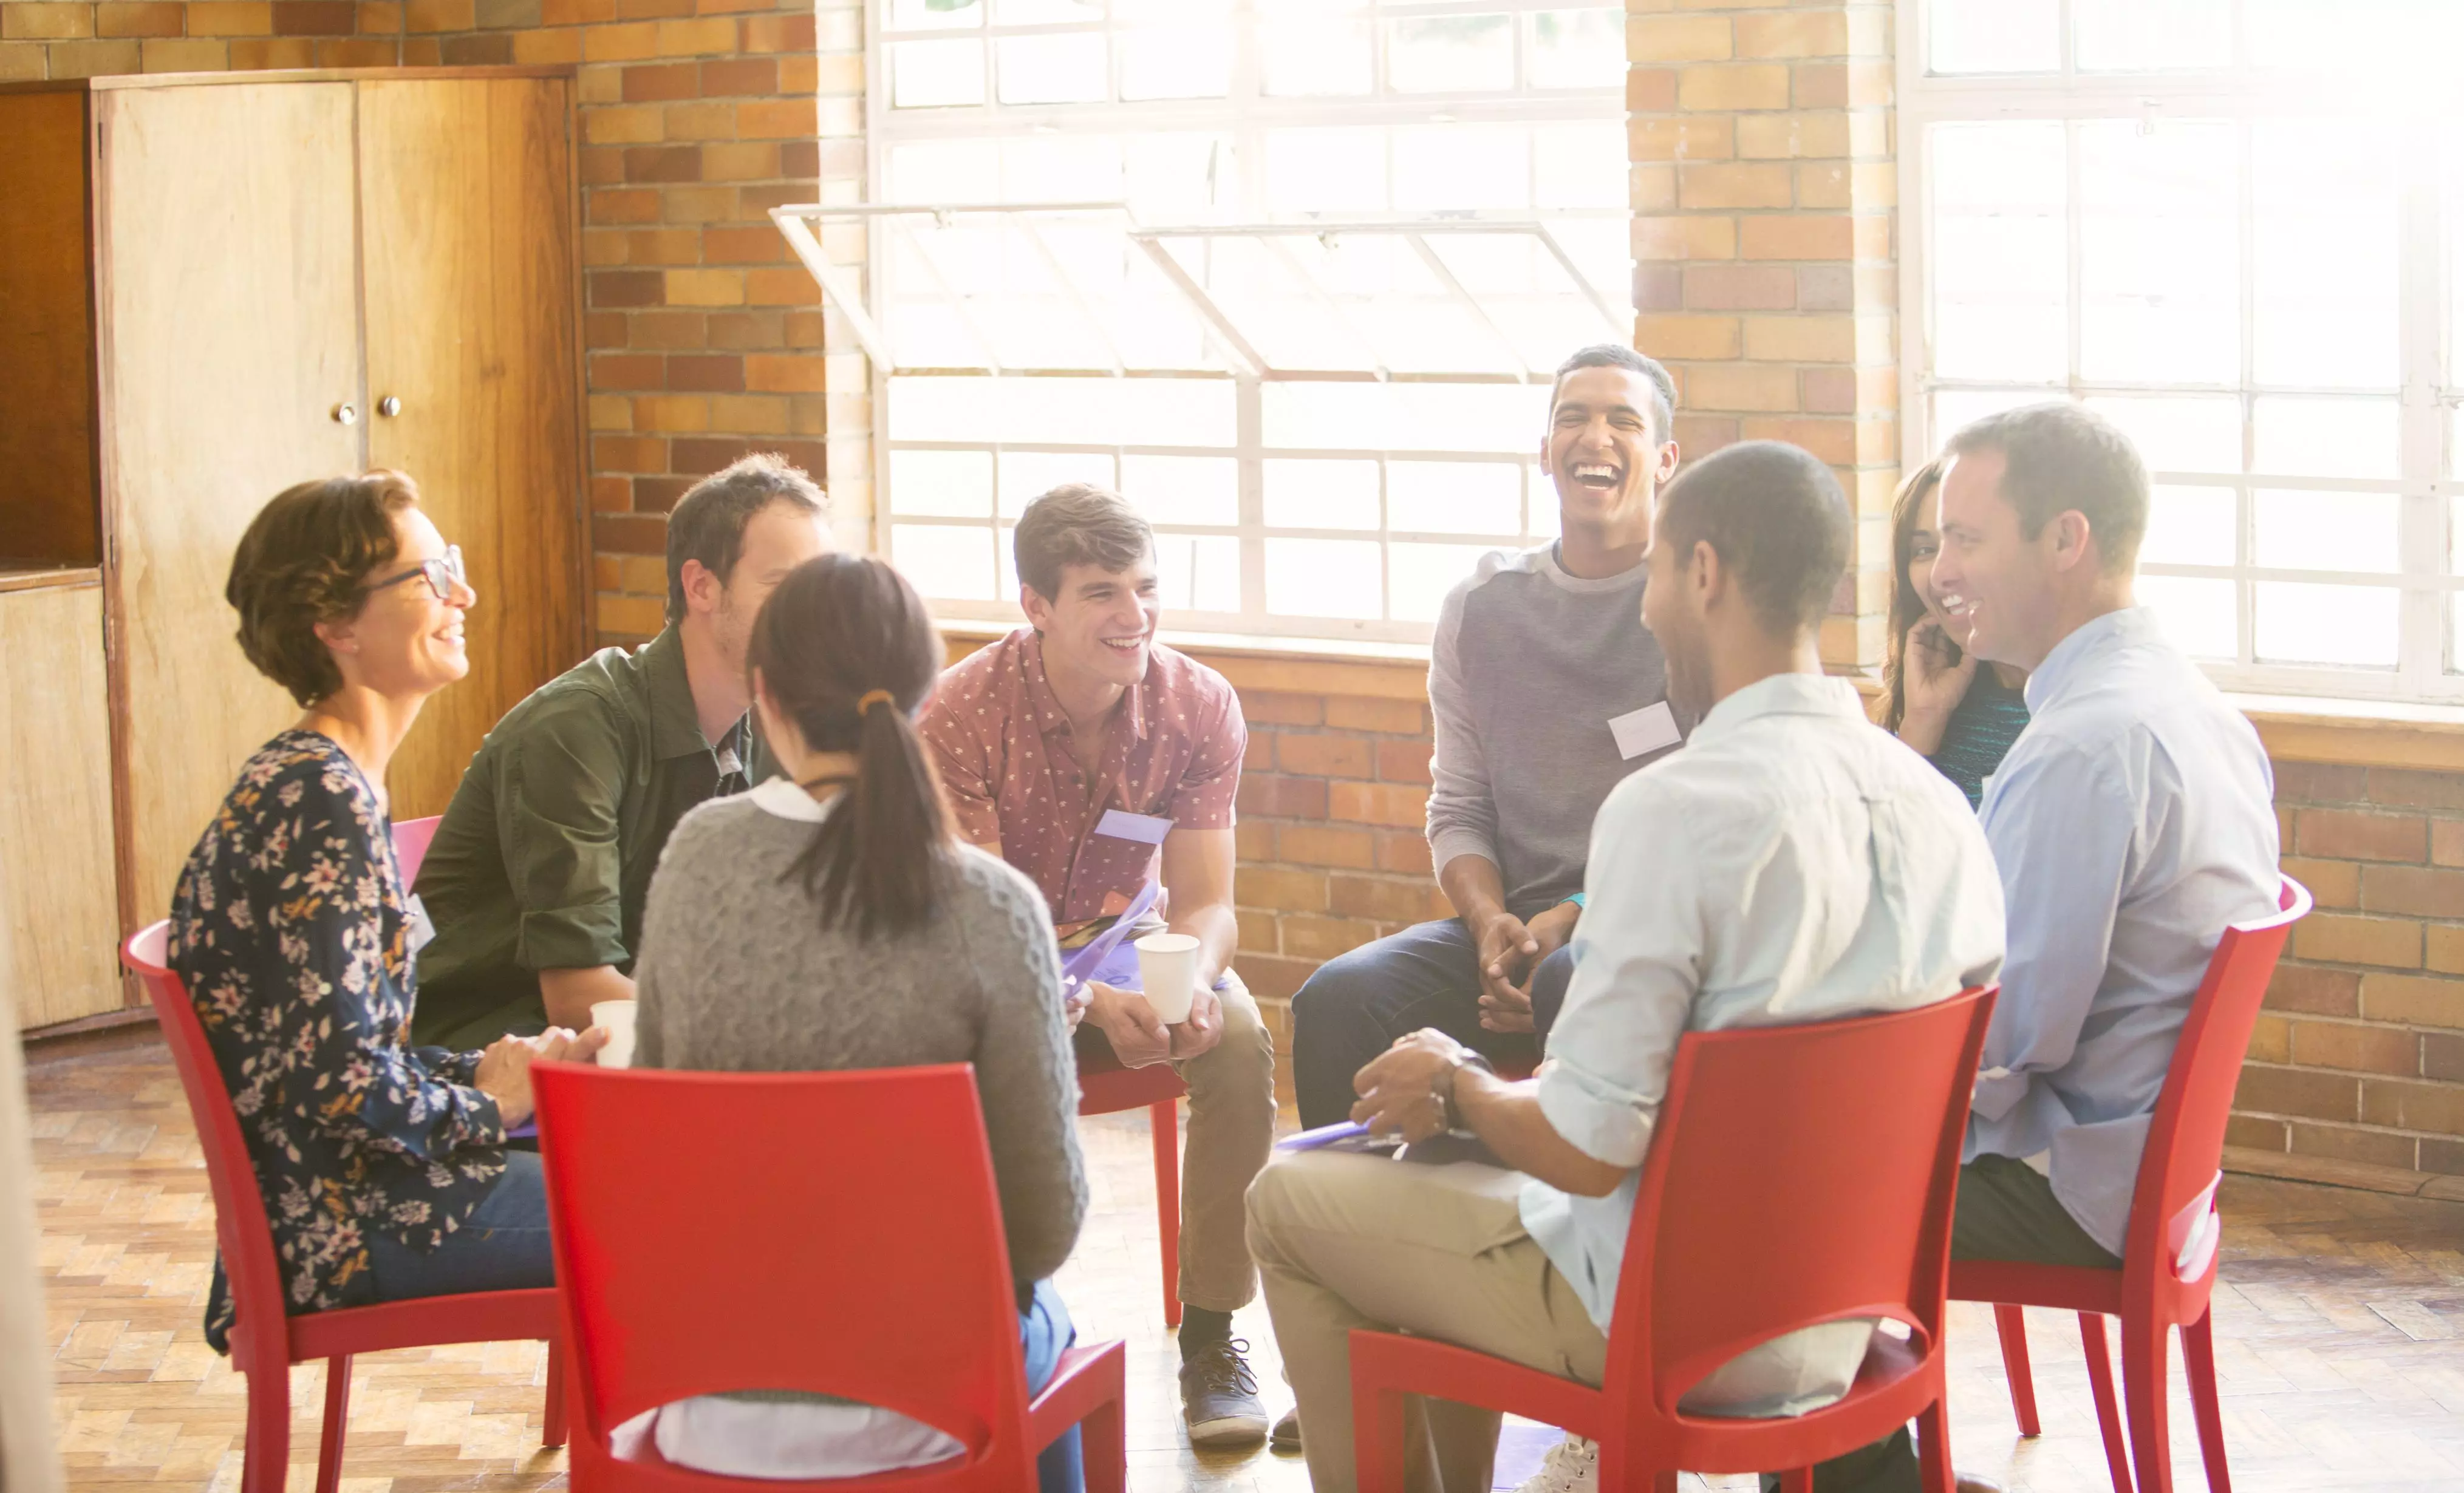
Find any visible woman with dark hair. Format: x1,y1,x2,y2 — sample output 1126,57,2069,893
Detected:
169,472,604,1355
630,553,1086,1489
1881,458,2031,807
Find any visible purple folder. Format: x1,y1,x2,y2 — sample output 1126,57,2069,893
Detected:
1057,879,1159,1001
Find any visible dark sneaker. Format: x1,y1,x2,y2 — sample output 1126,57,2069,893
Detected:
1271,1404,1302,1452
1179,1337,1269,1447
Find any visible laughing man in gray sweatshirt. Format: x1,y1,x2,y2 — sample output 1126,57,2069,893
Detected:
1289,345,1691,1128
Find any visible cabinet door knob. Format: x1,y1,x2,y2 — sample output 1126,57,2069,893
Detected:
332,403,358,425
377,396,402,418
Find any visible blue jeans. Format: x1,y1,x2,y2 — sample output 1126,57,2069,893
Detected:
1290,918,1577,1129
1022,1279,1084,1493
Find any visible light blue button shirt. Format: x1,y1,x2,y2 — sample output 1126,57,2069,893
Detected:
1970,608,2279,1256
1521,672,2005,1415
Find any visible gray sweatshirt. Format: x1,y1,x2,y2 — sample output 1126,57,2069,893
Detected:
635,781,1087,1285
1426,543,1683,917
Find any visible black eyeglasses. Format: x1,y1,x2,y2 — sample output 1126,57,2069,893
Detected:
366,545,466,602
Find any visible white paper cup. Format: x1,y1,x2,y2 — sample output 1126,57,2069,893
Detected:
590,999,638,1069
1134,933,1201,1025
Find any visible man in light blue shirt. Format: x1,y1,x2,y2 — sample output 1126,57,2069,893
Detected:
1245,441,2005,1493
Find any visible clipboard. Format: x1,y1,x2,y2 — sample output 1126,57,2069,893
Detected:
1057,879,1159,1002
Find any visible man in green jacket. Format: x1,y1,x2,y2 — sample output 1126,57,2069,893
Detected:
410,454,830,1050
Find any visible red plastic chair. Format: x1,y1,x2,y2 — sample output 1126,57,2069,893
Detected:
1954,876,2312,1493
392,813,442,883
123,922,565,1493
1075,1052,1187,1327
1351,988,1999,1493
530,1059,1127,1492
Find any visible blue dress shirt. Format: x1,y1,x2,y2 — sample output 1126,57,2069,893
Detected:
1971,608,2279,1255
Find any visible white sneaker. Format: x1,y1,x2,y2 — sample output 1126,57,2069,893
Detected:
1511,1434,1597,1493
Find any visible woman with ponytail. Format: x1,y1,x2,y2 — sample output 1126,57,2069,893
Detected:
628,554,1087,1489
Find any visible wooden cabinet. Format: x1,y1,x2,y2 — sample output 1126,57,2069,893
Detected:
0,70,587,1031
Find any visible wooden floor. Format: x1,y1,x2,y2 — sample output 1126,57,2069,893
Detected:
29,1033,2464,1492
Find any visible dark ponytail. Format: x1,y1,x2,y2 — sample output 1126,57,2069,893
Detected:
746,554,952,939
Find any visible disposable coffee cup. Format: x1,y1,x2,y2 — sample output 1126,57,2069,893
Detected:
1133,933,1201,1025
590,999,638,1070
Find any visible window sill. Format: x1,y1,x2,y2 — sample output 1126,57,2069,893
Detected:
938,623,2464,772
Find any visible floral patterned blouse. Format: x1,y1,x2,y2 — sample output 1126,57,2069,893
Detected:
169,730,508,1352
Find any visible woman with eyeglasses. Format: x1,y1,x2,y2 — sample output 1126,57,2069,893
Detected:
168,472,605,1355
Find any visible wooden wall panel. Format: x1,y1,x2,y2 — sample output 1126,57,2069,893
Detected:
0,580,123,1029
96,81,366,930
360,76,586,819
0,93,99,570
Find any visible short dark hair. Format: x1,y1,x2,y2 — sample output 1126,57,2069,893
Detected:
1012,484,1154,603
1942,403,2148,574
665,453,828,623
1551,344,1676,444
1656,440,1851,638
226,471,421,707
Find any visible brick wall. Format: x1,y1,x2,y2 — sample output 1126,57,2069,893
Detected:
0,0,847,647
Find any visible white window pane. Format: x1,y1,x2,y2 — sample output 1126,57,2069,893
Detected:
988,379,1110,446
1395,127,1530,211
2454,495,2464,573
2253,398,2400,480
1527,10,1624,89
889,376,989,441
2074,0,2231,71
895,524,998,602
1121,27,1231,99
1152,534,1242,614
2079,121,2239,384
997,35,1108,104
1264,381,1390,449
2140,485,2236,568
1390,461,1521,534
2254,490,2399,574
998,452,1114,519
892,39,985,109
1394,383,1550,454
1930,123,2066,383
1388,14,1514,93
1532,123,1630,211
994,0,1096,21
1265,129,1387,213
889,0,979,31
1928,0,2059,73
1002,135,1124,200
2084,395,2241,475
1526,491,1561,541
1122,455,1238,527
1267,538,1384,618
1119,379,1237,447
1265,459,1380,531
2255,123,2397,390
2256,582,2399,668
1933,389,2063,447
2137,574,2237,659
1263,17,1371,96
888,140,999,203
997,523,1018,595
889,449,994,519
1390,543,1496,622
2454,594,2463,676
1125,133,1235,220
2250,0,2459,70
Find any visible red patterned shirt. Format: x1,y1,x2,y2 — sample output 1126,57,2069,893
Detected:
920,628,1246,927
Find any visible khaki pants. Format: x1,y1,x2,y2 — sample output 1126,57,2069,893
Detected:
1079,970,1277,1313
1246,1148,1608,1493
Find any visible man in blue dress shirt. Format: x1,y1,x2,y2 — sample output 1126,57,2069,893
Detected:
1818,403,2280,1492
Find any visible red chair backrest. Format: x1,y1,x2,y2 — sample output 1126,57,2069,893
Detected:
122,922,290,1362
1604,988,1998,1417
530,1061,1039,1484
2128,874,2312,1282
392,815,441,886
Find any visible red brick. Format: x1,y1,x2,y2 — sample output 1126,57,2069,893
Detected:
2361,864,2464,919
2423,1033,2464,1083
2273,760,2367,804
2280,856,2359,909
1325,697,1424,735
2288,1021,2420,1076
592,435,669,474
669,436,825,475
2361,1079,2464,1136
1240,691,1322,727
1278,733,1373,779
273,0,355,29
583,311,630,350
700,55,774,95
589,270,666,309
1376,739,1433,785
2421,1137,2464,1175
1241,732,1272,773
620,0,694,14
590,352,665,390
2296,914,2422,970
1237,775,1328,820
1235,954,1320,1004
1329,781,1429,829
745,354,827,393
1236,866,1326,914
589,188,664,225
705,311,787,351
632,312,714,351
2233,1065,2358,1123
737,10,810,49
1684,264,1797,311
2297,808,2427,863
2434,818,2464,868
1235,820,1273,863
594,512,669,554
661,354,742,393
1377,831,1433,877
1628,67,1677,112
98,2,187,35
634,475,693,513
2224,1114,2286,1152
623,61,698,101
1282,915,1380,962
440,33,513,63
2360,973,2464,1029
579,148,627,188
1328,875,1445,924
2287,1122,2418,1171
1277,825,1376,871
2368,768,2464,812
589,475,631,513
625,145,701,183
705,225,791,264
2265,962,2360,1018
780,140,819,180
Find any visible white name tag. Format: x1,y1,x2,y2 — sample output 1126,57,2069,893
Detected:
1608,701,1682,761
404,894,437,956
1094,809,1174,845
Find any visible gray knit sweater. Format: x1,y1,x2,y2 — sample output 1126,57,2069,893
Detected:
633,780,1087,1286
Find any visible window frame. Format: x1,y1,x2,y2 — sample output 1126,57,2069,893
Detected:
858,0,1631,644
1894,0,2463,704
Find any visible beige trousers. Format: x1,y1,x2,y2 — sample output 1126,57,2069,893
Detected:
1080,969,1278,1312
1246,1148,1607,1493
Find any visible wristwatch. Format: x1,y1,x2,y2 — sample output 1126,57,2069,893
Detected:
1439,1047,1497,1130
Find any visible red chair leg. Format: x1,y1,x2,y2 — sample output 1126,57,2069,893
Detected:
1917,1393,1957,1493
1778,1467,1814,1493
1353,1378,1411,1493
2079,1314,2134,1493
314,1354,352,1493
1994,1303,2043,1437
1081,1390,1126,1493
2120,1313,2174,1493
2182,1308,2230,1493
542,1339,568,1449
1150,1097,1181,1329
240,1356,292,1493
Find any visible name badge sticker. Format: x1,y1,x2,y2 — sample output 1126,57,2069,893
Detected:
1094,809,1175,845
1607,701,1682,761
404,894,438,957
